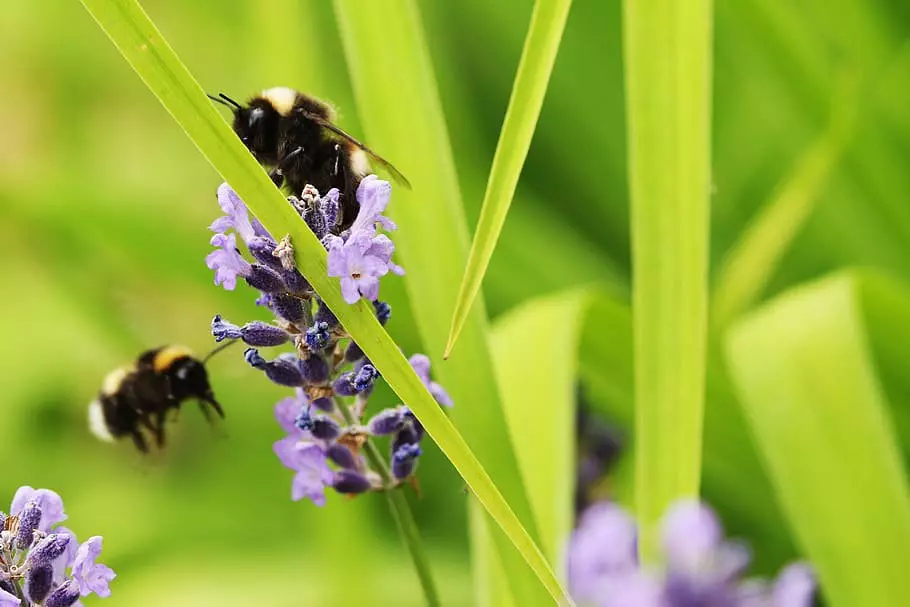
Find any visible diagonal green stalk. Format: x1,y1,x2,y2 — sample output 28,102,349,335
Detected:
79,0,571,603
443,0,572,358
623,0,713,560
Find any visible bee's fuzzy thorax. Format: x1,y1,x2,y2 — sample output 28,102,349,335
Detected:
152,345,195,373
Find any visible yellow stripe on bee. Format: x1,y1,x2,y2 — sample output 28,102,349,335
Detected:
153,345,195,373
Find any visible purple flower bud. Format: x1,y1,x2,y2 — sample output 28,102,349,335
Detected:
333,469,373,494
245,264,287,293
367,408,404,435
244,349,304,386
373,300,392,325
303,205,327,239
344,341,365,362
28,533,71,568
271,293,305,323
314,301,338,328
211,314,242,342
301,355,330,384
26,564,53,603
310,416,341,441
240,321,289,347
16,501,42,549
45,580,80,607
321,189,339,230
392,443,422,480
353,364,379,392
282,269,310,294
332,372,358,397
305,322,331,353
326,443,357,469
312,397,335,413
247,236,283,270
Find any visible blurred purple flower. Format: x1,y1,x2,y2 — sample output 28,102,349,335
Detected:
567,500,817,607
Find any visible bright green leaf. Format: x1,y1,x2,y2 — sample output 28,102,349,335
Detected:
445,0,573,357
332,0,571,604
726,271,910,606
623,0,713,559
80,0,570,603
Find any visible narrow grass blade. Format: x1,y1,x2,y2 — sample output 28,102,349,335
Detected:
79,0,570,603
623,0,713,559
333,1,572,603
712,73,859,328
444,0,573,358
726,272,910,606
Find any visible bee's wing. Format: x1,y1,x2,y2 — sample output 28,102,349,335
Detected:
302,112,412,189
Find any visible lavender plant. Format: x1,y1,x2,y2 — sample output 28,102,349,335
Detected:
567,500,815,607
206,176,451,504
0,487,115,607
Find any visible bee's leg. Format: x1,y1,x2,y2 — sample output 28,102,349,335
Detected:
197,400,214,424
130,430,149,453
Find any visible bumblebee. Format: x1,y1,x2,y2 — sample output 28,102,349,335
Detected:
88,345,224,453
209,87,410,231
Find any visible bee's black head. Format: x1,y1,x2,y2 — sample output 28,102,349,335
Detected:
209,92,281,164
167,357,224,419
230,100,280,164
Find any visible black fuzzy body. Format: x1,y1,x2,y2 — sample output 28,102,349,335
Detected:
94,346,222,453
229,90,369,232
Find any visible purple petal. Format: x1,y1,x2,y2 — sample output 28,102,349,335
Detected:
661,500,722,570
273,436,318,470
408,354,431,382
275,389,308,434
0,587,20,607
10,487,67,532
597,571,664,607
289,446,334,505
51,527,78,584
206,233,252,291
350,175,393,235
326,241,348,277
340,277,361,304
215,183,256,243
364,233,395,263
773,563,816,607
568,503,639,603
71,536,116,598
357,275,380,301
430,381,454,408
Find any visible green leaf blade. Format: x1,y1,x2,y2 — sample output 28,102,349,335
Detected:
623,0,713,558
80,0,571,603
445,0,572,358
332,0,571,604
726,272,910,606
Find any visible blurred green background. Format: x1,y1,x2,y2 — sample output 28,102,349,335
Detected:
1,0,908,604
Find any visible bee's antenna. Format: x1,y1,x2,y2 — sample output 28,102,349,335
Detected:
218,93,243,110
203,339,239,364
207,93,232,108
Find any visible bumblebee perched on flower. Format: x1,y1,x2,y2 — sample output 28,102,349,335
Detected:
209,87,410,231
88,345,226,453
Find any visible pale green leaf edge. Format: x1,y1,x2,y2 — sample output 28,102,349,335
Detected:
725,271,910,606
79,0,570,604
445,0,573,358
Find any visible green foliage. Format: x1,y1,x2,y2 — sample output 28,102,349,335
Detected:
726,272,910,606
623,0,713,559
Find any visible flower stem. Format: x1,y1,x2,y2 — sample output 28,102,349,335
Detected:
338,402,440,606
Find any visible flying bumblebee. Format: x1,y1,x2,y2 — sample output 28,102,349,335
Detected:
88,345,227,453
208,87,410,231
